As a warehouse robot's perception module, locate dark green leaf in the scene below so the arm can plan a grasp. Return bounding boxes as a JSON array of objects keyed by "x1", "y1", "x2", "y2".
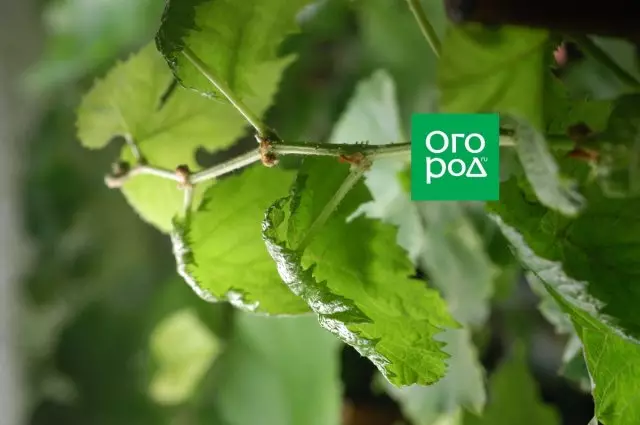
[
  {"x1": 263, "y1": 157, "x2": 456, "y2": 386},
  {"x1": 490, "y1": 178, "x2": 640, "y2": 341}
]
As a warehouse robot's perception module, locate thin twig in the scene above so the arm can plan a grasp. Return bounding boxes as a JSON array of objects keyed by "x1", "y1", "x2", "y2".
[
  {"x1": 572, "y1": 35, "x2": 640, "y2": 88},
  {"x1": 105, "y1": 164, "x2": 181, "y2": 188},
  {"x1": 406, "y1": 0, "x2": 441, "y2": 58},
  {"x1": 190, "y1": 149, "x2": 262, "y2": 184},
  {"x1": 296, "y1": 163, "x2": 369, "y2": 251},
  {"x1": 182, "y1": 47, "x2": 274, "y2": 137},
  {"x1": 108, "y1": 136, "x2": 534, "y2": 188}
]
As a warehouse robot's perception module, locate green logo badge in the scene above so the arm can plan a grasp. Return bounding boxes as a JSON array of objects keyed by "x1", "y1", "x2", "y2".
[{"x1": 411, "y1": 113, "x2": 500, "y2": 201}]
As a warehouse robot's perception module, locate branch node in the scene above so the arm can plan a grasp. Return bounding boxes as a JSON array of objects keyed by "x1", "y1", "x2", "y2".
[
  {"x1": 175, "y1": 164, "x2": 193, "y2": 188},
  {"x1": 257, "y1": 135, "x2": 279, "y2": 167},
  {"x1": 338, "y1": 152, "x2": 371, "y2": 171},
  {"x1": 105, "y1": 161, "x2": 132, "y2": 189}
]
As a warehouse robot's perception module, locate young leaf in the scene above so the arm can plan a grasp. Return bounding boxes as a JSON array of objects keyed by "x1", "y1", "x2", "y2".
[
  {"x1": 205, "y1": 313, "x2": 343, "y2": 425},
  {"x1": 489, "y1": 178, "x2": 640, "y2": 341},
  {"x1": 156, "y1": 0, "x2": 310, "y2": 99},
  {"x1": 263, "y1": 157, "x2": 456, "y2": 386},
  {"x1": 463, "y1": 343, "x2": 560, "y2": 425},
  {"x1": 438, "y1": 25, "x2": 584, "y2": 215},
  {"x1": 385, "y1": 328, "x2": 486, "y2": 425},
  {"x1": 77, "y1": 44, "x2": 288, "y2": 231},
  {"x1": 171, "y1": 165, "x2": 308, "y2": 314}
]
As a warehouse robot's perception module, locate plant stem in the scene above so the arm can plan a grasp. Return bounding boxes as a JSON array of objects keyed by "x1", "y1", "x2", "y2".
[
  {"x1": 572, "y1": 35, "x2": 640, "y2": 88},
  {"x1": 296, "y1": 164, "x2": 368, "y2": 251},
  {"x1": 182, "y1": 47, "x2": 273, "y2": 137},
  {"x1": 406, "y1": 0, "x2": 441, "y2": 58},
  {"x1": 190, "y1": 149, "x2": 262, "y2": 184},
  {"x1": 111, "y1": 136, "x2": 537, "y2": 187},
  {"x1": 105, "y1": 164, "x2": 181, "y2": 188}
]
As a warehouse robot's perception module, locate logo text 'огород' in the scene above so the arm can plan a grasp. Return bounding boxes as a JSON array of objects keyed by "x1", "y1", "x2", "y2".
[{"x1": 411, "y1": 113, "x2": 499, "y2": 201}]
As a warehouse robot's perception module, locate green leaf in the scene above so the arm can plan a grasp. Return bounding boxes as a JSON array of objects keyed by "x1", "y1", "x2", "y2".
[
  {"x1": 156, "y1": 0, "x2": 310, "y2": 99},
  {"x1": 489, "y1": 178, "x2": 640, "y2": 341},
  {"x1": 462, "y1": 343, "x2": 560, "y2": 425},
  {"x1": 438, "y1": 25, "x2": 548, "y2": 125},
  {"x1": 544, "y1": 284, "x2": 640, "y2": 425},
  {"x1": 505, "y1": 115, "x2": 585, "y2": 216},
  {"x1": 148, "y1": 308, "x2": 221, "y2": 405},
  {"x1": 562, "y1": 37, "x2": 640, "y2": 100},
  {"x1": 76, "y1": 43, "x2": 288, "y2": 231},
  {"x1": 438, "y1": 25, "x2": 586, "y2": 215},
  {"x1": 171, "y1": 165, "x2": 308, "y2": 314},
  {"x1": 328, "y1": 70, "x2": 422, "y2": 259},
  {"x1": 414, "y1": 202, "x2": 494, "y2": 326},
  {"x1": 263, "y1": 157, "x2": 456, "y2": 386},
  {"x1": 329, "y1": 71, "x2": 493, "y2": 325},
  {"x1": 596, "y1": 94, "x2": 640, "y2": 197},
  {"x1": 205, "y1": 312, "x2": 342, "y2": 425},
  {"x1": 385, "y1": 328, "x2": 486, "y2": 425}
]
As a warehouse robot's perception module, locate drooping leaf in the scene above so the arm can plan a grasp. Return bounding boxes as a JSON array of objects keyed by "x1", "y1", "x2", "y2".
[
  {"x1": 329, "y1": 71, "x2": 493, "y2": 326},
  {"x1": 148, "y1": 308, "x2": 221, "y2": 405},
  {"x1": 526, "y1": 272, "x2": 591, "y2": 391},
  {"x1": 462, "y1": 343, "x2": 560, "y2": 425},
  {"x1": 171, "y1": 165, "x2": 308, "y2": 314},
  {"x1": 263, "y1": 157, "x2": 456, "y2": 386},
  {"x1": 77, "y1": 44, "x2": 288, "y2": 231},
  {"x1": 156, "y1": 0, "x2": 310, "y2": 99},
  {"x1": 544, "y1": 284, "x2": 640, "y2": 425},
  {"x1": 203, "y1": 312, "x2": 342, "y2": 425},
  {"x1": 385, "y1": 328, "x2": 486, "y2": 425},
  {"x1": 504, "y1": 115, "x2": 585, "y2": 216},
  {"x1": 489, "y1": 178, "x2": 640, "y2": 342},
  {"x1": 438, "y1": 25, "x2": 585, "y2": 215}
]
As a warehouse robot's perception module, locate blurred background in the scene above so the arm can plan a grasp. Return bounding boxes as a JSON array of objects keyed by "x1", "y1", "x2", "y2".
[{"x1": 0, "y1": 0, "x2": 602, "y2": 424}]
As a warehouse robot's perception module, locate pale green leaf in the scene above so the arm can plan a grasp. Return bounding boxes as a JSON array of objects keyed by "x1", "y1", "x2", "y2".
[
  {"x1": 328, "y1": 70, "x2": 422, "y2": 260},
  {"x1": 263, "y1": 157, "x2": 456, "y2": 386},
  {"x1": 77, "y1": 44, "x2": 288, "y2": 231},
  {"x1": 209, "y1": 313, "x2": 342, "y2": 425},
  {"x1": 414, "y1": 202, "x2": 494, "y2": 326},
  {"x1": 156, "y1": 0, "x2": 310, "y2": 99},
  {"x1": 505, "y1": 115, "x2": 585, "y2": 216},
  {"x1": 171, "y1": 165, "x2": 308, "y2": 314},
  {"x1": 463, "y1": 343, "x2": 560, "y2": 425},
  {"x1": 149, "y1": 308, "x2": 221, "y2": 405},
  {"x1": 386, "y1": 328, "x2": 486, "y2": 425}
]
